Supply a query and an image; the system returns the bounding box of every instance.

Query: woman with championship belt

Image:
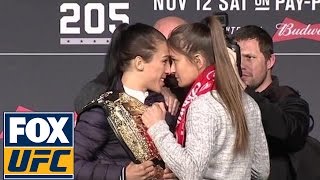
[74,23,177,180]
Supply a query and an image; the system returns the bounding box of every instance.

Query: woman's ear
[193,54,206,70]
[133,56,144,71]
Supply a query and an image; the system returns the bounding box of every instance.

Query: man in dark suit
[234,25,311,180]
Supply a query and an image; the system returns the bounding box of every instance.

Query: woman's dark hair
[93,23,166,90]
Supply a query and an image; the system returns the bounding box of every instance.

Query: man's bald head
[154,16,187,38]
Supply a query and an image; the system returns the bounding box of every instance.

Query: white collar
[123,85,149,103]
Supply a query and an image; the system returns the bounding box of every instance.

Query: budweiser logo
[273,17,320,42]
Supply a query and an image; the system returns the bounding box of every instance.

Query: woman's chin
[150,86,162,93]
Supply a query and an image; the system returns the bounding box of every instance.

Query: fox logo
[3,112,74,180]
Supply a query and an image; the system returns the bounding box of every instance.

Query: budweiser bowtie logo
[273,17,320,42]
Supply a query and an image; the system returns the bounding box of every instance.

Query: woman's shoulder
[74,81,108,113]
[242,92,260,111]
[189,91,222,112]
[77,107,107,126]
[191,91,260,117]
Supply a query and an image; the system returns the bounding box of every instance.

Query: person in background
[141,16,270,180]
[154,16,187,39]
[74,23,177,180]
[234,25,310,180]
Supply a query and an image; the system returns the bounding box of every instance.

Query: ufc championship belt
[90,91,165,179]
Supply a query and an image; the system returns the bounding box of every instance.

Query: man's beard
[250,73,268,92]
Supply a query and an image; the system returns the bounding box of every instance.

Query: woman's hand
[161,87,180,116]
[126,160,155,180]
[142,102,166,128]
[162,167,178,180]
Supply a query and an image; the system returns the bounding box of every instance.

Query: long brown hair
[168,16,248,155]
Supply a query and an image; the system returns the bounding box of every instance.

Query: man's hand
[161,87,180,116]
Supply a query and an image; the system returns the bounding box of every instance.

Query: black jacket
[245,76,310,180]
[74,80,108,114]
[74,82,177,180]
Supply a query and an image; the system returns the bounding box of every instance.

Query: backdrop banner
[1,0,319,179]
